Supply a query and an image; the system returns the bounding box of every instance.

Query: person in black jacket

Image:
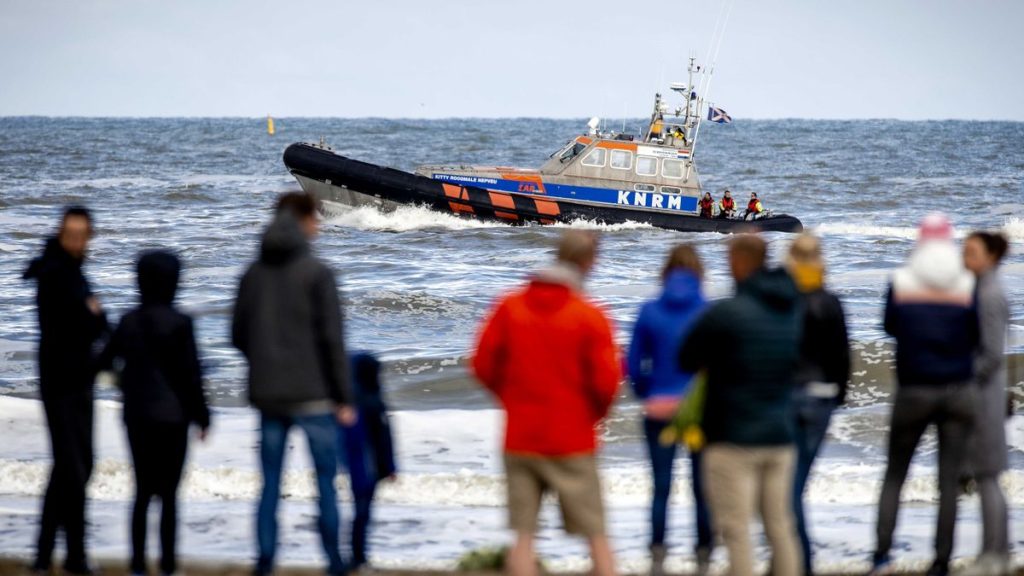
[99,250,210,576]
[678,234,803,576]
[232,192,355,576]
[338,353,396,570]
[786,234,850,576]
[23,206,108,576]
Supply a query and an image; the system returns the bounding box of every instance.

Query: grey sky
[1,0,1022,119]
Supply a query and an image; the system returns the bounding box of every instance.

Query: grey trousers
[977,475,1009,555]
[875,383,975,565]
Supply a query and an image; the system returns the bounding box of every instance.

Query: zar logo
[617,191,684,210]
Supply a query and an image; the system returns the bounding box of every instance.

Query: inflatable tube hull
[283,143,804,234]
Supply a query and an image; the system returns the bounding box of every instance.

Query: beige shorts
[503,453,605,537]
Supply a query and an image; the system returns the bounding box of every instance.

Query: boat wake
[321,204,657,233]
[323,204,503,232]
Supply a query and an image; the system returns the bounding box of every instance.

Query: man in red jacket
[473,230,622,576]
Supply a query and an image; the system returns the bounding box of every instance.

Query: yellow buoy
[267,115,275,135]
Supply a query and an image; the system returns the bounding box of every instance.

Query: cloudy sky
[1,0,1021,119]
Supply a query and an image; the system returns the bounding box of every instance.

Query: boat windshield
[550,140,586,163]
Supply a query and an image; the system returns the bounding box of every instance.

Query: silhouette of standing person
[232,192,356,576]
[23,206,108,575]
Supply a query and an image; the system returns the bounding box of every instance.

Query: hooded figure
[232,212,351,411]
[99,249,209,576]
[232,197,353,576]
[627,245,712,575]
[871,213,978,576]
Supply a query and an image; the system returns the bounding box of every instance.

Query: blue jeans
[351,484,376,568]
[643,418,713,551]
[257,412,345,575]
[792,391,838,575]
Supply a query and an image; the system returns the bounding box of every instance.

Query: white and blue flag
[707,106,732,124]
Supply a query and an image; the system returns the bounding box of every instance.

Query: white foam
[2,395,1022,508]
[551,218,655,231]
[816,217,1024,243]
[1002,216,1024,242]
[815,222,926,240]
[323,204,501,232]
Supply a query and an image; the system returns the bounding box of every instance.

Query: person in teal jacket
[627,244,711,576]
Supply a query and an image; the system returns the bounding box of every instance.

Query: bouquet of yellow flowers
[658,371,706,451]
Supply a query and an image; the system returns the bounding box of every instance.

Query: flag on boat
[707,106,732,124]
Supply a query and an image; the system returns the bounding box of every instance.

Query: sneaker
[868,554,893,576]
[649,544,667,576]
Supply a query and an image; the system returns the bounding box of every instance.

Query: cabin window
[636,155,658,176]
[662,159,684,179]
[634,183,655,192]
[560,142,587,163]
[661,186,682,194]
[610,149,632,170]
[581,148,606,167]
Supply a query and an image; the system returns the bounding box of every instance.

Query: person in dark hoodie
[678,233,803,576]
[23,206,108,576]
[785,234,850,576]
[337,353,396,571]
[232,192,355,576]
[98,250,210,576]
[870,213,978,576]
[627,244,712,576]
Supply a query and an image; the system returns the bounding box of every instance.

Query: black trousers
[35,390,94,571]
[126,421,189,575]
[875,383,975,566]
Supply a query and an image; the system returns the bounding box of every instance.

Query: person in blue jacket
[627,244,711,576]
[338,353,396,570]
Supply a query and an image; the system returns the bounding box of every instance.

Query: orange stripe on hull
[442,183,466,200]
[448,201,474,214]
[534,199,560,217]
[495,210,519,221]
[488,192,516,211]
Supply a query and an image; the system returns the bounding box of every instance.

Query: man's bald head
[728,233,767,283]
[557,230,600,275]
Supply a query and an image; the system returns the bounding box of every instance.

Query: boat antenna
[687,0,733,182]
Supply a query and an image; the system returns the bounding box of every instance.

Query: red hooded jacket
[472,272,621,456]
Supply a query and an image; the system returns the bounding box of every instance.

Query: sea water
[0,117,1022,572]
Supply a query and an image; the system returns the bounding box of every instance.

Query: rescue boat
[283,59,803,233]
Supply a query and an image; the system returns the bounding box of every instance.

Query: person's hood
[660,269,704,308]
[737,267,800,311]
[137,250,180,306]
[789,262,824,293]
[259,213,309,266]
[23,237,79,280]
[905,240,968,291]
[525,261,583,312]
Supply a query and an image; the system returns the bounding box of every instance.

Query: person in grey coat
[961,231,1012,576]
[232,192,355,576]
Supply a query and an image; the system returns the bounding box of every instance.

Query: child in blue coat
[338,353,396,570]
